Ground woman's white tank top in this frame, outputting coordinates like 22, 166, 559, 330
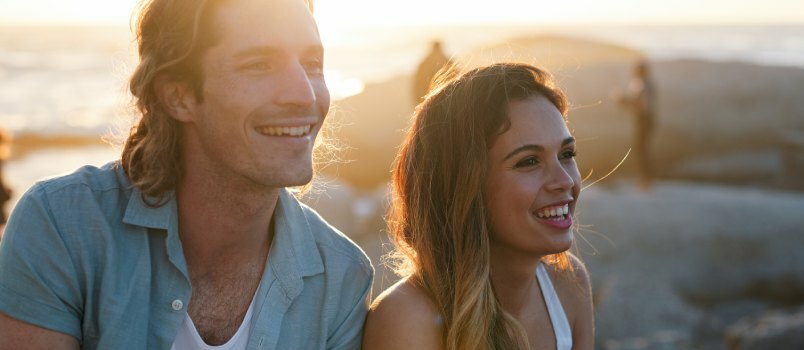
536, 262, 573, 350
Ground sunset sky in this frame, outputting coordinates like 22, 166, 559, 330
1, 0, 803, 26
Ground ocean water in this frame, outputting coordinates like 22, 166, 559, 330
0, 23, 803, 137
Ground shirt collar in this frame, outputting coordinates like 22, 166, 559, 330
268, 189, 325, 299
122, 187, 176, 230
122, 184, 186, 277
121, 180, 325, 297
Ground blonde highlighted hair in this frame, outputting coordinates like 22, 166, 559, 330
390, 62, 572, 349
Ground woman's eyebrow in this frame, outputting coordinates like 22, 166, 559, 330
502, 137, 575, 161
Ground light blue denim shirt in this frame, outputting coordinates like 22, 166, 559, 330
0, 162, 373, 349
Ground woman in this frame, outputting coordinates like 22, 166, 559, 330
363, 63, 594, 350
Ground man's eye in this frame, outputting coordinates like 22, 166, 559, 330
303, 59, 324, 75
244, 61, 272, 71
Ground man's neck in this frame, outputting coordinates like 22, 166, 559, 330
175, 170, 280, 267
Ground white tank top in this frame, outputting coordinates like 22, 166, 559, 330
536, 262, 573, 350
170, 292, 258, 350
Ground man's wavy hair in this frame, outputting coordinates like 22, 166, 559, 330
123, 0, 314, 205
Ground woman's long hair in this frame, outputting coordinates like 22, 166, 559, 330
389, 62, 570, 349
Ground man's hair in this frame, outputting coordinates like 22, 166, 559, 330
389, 62, 572, 350
122, 0, 314, 204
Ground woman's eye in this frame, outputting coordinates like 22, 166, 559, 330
515, 157, 539, 168
561, 150, 577, 160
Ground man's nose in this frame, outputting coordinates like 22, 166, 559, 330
276, 62, 316, 109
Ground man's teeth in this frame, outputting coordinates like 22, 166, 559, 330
255, 125, 312, 136
536, 204, 570, 220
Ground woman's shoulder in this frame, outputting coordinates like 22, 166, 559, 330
545, 254, 592, 310
550, 253, 591, 290
363, 277, 444, 350
545, 253, 595, 349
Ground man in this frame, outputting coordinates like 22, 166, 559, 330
0, 0, 373, 348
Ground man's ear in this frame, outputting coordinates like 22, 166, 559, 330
154, 74, 197, 122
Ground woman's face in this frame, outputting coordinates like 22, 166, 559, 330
482, 95, 581, 261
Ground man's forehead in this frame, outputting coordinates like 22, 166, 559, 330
209, 0, 320, 45
216, 0, 314, 13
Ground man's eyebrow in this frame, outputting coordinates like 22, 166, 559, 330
233, 46, 281, 59
304, 45, 324, 56
233, 45, 324, 59
502, 137, 575, 161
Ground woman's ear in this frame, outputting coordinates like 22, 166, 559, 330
154, 74, 197, 122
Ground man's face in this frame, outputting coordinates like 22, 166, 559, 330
182, 0, 330, 189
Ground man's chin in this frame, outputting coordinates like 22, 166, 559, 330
276, 169, 314, 188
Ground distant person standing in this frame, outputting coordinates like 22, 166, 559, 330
412, 40, 453, 104
617, 59, 656, 191
0, 128, 11, 233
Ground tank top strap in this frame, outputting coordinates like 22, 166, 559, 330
536, 262, 573, 350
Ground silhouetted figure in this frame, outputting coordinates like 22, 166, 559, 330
412, 40, 452, 104
617, 59, 656, 191
0, 128, 11, 229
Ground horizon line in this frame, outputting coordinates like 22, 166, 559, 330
2, 19, 804, 28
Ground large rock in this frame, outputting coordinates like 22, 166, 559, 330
576, 181, 804, 348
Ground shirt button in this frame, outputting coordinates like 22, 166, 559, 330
171, 299, 184, 311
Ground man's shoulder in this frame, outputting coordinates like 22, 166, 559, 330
294, 198, 371, 270
32, 161, 129, 197
12, 161, 133, 234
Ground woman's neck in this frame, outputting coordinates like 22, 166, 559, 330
489, 253, 543, 316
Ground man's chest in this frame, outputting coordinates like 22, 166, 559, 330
187, 266, 264, 345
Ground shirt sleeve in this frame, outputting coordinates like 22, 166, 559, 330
326, 257, 374, 350
0, 183, 83, 342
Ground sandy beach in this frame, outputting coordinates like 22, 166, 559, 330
3, 35, 803, 349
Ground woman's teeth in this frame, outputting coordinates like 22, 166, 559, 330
536, 204, 570, 220
255, 124, 312, 136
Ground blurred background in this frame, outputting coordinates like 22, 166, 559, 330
1, 0, 804, 349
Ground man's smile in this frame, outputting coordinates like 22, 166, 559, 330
254, 124, 314, 137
